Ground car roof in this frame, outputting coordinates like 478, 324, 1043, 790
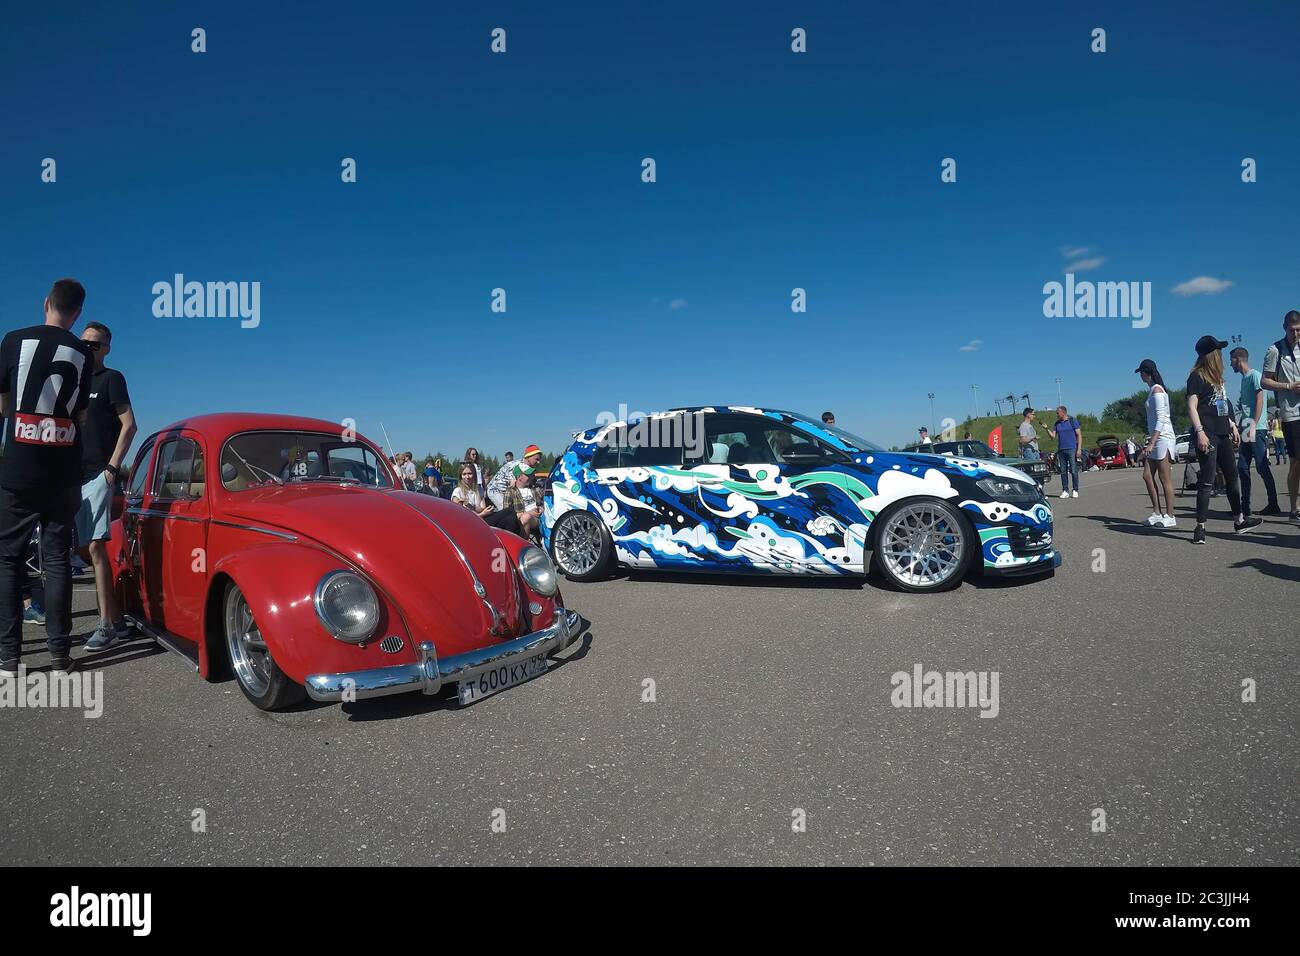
147, 412, 375, 445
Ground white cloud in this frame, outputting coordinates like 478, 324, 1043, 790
668, 298, 688, 310
1060, 245, 1091, 259
959, 339, 982, 352
1064, 256, 1107, 273
1171, 276, 1234, 297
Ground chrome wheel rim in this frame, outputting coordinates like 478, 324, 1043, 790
225, 585, 271, 697
554, 511, 604, 575
879, 502, 965, 588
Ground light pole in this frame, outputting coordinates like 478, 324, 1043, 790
971, 384, 979, 423
927, 392, 936, 437
1055, 377, 1063, 409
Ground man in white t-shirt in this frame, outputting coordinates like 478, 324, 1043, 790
1261, 310, 1300, 520
1017, 409, 1043, 459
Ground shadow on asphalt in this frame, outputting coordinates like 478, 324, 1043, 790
1074, 512, 1299, 549
613, 568, 868, 590
1231, 556, 1300, 582
607, 565, 1049, 592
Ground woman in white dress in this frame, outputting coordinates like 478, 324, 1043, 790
1136, 359, 1178, 527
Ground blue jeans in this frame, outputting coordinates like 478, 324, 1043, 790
1056, 450, 1079, 491
1237, 438, 1279, 513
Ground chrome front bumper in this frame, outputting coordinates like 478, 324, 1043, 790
305, 608, 583, 702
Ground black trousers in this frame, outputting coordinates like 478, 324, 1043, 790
1194, 434, 1242, 524
482, 509, 523, 536
0, 484, 79, 663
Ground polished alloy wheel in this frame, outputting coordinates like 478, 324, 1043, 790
878, 502, 965, 589
225, 584, 271, 698
553, 511, 604, 576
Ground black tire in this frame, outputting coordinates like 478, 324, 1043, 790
549, 509, 613, 582
222, 580, 306, 710
869, 498, 974, 593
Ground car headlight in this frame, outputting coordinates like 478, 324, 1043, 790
517, 545, 558, 597
976, 477, 1039, 502
313, 570, 380, 643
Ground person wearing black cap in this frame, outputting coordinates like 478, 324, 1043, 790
1135, 359, 1177, 527
1186, 336, 1261, 543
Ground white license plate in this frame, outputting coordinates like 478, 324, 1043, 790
457, 652, 549, 704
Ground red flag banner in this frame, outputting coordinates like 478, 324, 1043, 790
988, 426, 1003, 456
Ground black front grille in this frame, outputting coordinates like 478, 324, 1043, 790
1008, 525, 1053, 556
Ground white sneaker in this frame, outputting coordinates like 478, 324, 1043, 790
1144, 512, 1162, 526
1161, 514, 1176, 528
1071, 491, 1079, 498
1059, 490, 1069, 499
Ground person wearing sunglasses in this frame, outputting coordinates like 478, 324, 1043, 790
78, 321, 137, 653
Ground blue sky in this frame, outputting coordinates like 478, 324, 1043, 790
2, 1, 1298, 456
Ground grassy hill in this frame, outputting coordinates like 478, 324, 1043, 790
902, 413, 1148, 454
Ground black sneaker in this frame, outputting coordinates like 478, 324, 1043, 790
48, 657, 76, 675
0, 659, 19, 677
1192, 526, 1207, 545
1234, 516, 1263, 534
1258, 503, 1282, 516
1291, 512, 1300, 524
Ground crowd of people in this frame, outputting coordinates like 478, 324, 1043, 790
387, 444, 549, 540
1010, 314, 1300, 543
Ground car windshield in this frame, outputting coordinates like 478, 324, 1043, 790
220, 430, 393, 491
934, 440, 997, 458
784, 413, 884, 452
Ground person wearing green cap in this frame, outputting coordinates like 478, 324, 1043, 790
501, 462, 543, 541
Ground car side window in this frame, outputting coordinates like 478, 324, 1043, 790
153, 437, 206, 501
591, 427, 682, 468
126, 437, 156, 499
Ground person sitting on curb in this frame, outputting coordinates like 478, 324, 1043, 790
487, 443, 542, 509
501, 463, 544, 541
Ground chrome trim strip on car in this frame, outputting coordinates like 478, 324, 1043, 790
381, 492, 509, 634
209, 519, 298, 541
123, 614, 201, 671
303, 609, 582, 702
125, 507, 207, 524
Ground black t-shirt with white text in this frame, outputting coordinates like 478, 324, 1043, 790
81, 366, 132, 481
1186, 370, 1231, 437
0, 325, 95, 490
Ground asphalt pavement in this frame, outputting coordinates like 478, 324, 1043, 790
2, 462, 1295, 865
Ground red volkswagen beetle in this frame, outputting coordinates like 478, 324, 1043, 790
107, 413, 582, 710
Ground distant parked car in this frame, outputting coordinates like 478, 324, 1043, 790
1089, 435, 1127, 470
1175, 433, 1191, 462
929, 440, 1051, 488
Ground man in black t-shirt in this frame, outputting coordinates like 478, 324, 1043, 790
0, 279, 95, 674
77, 321, 138, 653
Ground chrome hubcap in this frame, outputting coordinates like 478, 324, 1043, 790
225, 586, 271, 697
880, 503, 964, 588
554, 511, 603, 575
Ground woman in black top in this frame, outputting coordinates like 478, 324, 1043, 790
1186, 335, 1262, 543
